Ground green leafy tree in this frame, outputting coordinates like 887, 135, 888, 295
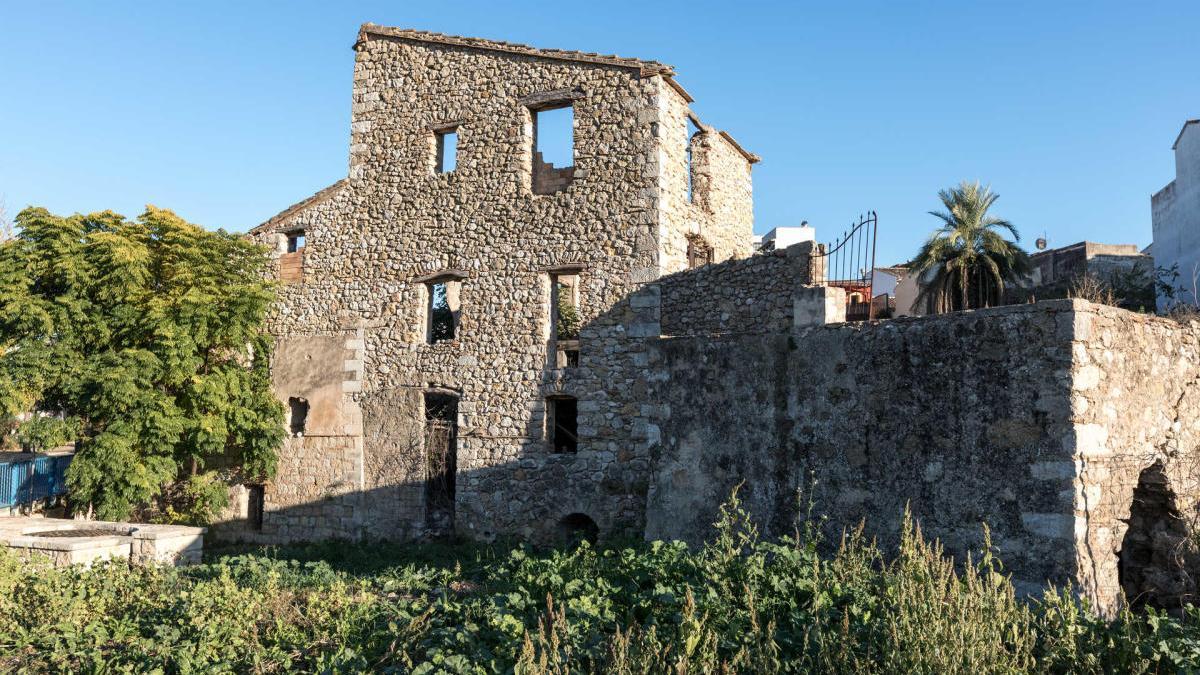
911, 181, 1031, 313
0, 206, 284, 522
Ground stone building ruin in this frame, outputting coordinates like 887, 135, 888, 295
232, 24, 1200, 615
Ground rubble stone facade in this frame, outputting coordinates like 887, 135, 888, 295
229, 25, 758, 544
645, 299, 1200, 615
223, 25, 1200, 616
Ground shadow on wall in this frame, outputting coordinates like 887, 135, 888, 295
212, 244, 829, 548
217, 245, 1200, 617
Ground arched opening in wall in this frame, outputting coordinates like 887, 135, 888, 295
288, 397, 309, 436
557, 513, 599, 547
1118, 461, 1197, 610
423, 392, 459, 536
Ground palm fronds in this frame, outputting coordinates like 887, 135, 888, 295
911, 181, 1030, 313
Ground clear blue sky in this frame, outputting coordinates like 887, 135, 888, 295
2, 1, 1198, 265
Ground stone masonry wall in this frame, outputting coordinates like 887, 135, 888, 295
658, 241, 817, 336
1067, 303, 1200, 610
647, 301, 1078, 593
242, 25, 755, 544
656, 83, 755, 274
644, 299, 1200, 614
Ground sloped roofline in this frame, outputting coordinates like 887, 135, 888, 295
1173, 119, 1200, 150
356, 24, 675, 78
249, 179, 347, 235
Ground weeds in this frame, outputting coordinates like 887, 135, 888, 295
1, 495, 1199, 672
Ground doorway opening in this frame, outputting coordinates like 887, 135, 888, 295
424, 392, 459, 536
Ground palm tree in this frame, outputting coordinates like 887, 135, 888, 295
911, 181, 1030, 313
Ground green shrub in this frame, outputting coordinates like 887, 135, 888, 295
2, 497, 1199, 672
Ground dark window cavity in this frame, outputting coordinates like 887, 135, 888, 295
547, 396, 578, 453
247, 484, 265, 531
286, 231, 306, 253
288, 396, 309, 436
558, 512, 599, 546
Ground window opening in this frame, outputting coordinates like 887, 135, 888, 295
550, 274, 580, 341
423, 392, 458, 534
288, 397, 309, 436
686, 118, 701, 203
532, 104, 575, 194
435, 129, 458, 173
687, 236, 713, 269
286, 231, 305, 253
247, 485, 265, 531
547, 396, 579, 453
427, 280, 461, 344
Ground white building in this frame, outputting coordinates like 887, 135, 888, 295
755, 223, 816, 252
1152, 119, 1200, 309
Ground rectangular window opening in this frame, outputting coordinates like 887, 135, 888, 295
550, 274, 580, 341
247, 484, 265, 531
547, 396, 578, 454
286, 231, 306, 253
423, 393, 458, 532
280, 231, 305, 284
686, 118, 701, 203
436, 129, 458, 173
532, 104, 575, 194
427, 280, 460, 344
687, 236, 714, 269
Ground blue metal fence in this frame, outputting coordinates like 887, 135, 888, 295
0, 454, 72, 509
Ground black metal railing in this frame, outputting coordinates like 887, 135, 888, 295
812, 211, 878, 320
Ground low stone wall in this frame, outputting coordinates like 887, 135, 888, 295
0, 518, 204, 567
658, 241, 817, 336
644, 299, 1200, 614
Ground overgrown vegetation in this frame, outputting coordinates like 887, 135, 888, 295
2, 494, 1199, 672
0, 206, 283, 523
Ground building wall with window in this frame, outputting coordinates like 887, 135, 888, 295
656, 81, 757, 274
232, 25, 758, 544
1152, 119, 1200, 310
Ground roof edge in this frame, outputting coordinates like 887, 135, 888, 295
249, 179, 348, 235
356, 24, 674, 77
1172, 119, 1200, 150
663, 76, 693, 103
718, 130, 761, 165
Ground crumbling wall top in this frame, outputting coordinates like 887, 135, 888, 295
355, 24, 675, 77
